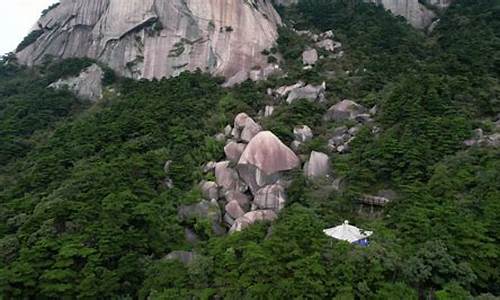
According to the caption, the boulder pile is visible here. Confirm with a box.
[179,113,301,235]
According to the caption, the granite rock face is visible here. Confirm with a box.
[49,64,104,101]
[304,151,330,179]
[17,0,282,85]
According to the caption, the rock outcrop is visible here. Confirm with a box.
[229,210,278,233]
[276,0,453,29]
[49,64,104,101]
[253,184,287,212]
[286,83,326,104]
[324,100,367,122]
[238,131,301,176]
[302,48,318,66]
[304,151,330,179]
[17,0,282,85]
[368,0,437,29]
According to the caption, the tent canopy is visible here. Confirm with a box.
[323,220,372,243]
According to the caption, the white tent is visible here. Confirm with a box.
[323,220,373,243]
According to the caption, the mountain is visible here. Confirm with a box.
[16,0,281,84]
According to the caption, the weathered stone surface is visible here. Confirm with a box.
[238,131,300,175]
[264,105,275,117]
[199,181,219,201]
[286,83,326,104]
[324,100,366,122]
[224,190,251,211]
[275,81,305,98]
[225,200,245,220]
[17,0,282,85]
[237,164,281,194]
[224,125,233,137]
[215,161,242,192]
[224,213,235,226]
[253,184,287,212]
[163,160,172,174]
[240,118,262,143]
[49,64,103,101]
[232,113,262,142]
[178,200,221,223]
[302,48,318,65]
[304,151,330,178]
[234,113,250,129]
[203,161,216,173]
[315,39,342,52]
[164,251,197,265]
[224,142,247,163]
[294,125,313,143]
[229,210,278,233]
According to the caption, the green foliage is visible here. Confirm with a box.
[16,30,44,52]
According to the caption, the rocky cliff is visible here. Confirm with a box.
[16,0,281,84]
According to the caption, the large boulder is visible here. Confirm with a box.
[225,200,246,220]
[225,190,251,211]
[253,184,287,212]
[215,161,244,192]
[229,210,278,233]
[304,151,330,179]
[224,142,247,163]
[286,83,326,104]
[233,113,262,142]
[238,131,300,174]
[241,119,262,143]
[49,64,104,101]
[237,131,300,192]
[302,48,318,65]
[199,181,219,201]
[324,100,366,122]
[237,164,282,194]
[275,81,305,98]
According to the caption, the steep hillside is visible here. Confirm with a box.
[1,0,499,298]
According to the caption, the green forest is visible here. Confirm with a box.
[0,0,499,299]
